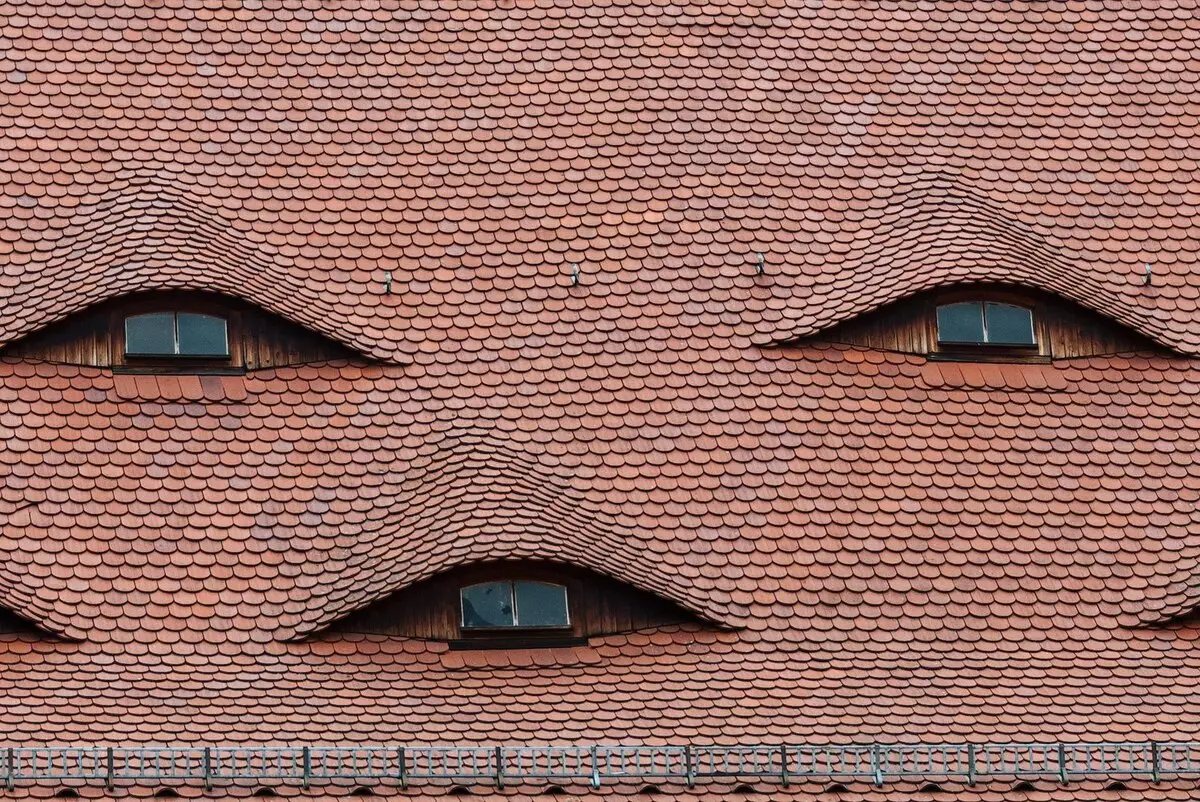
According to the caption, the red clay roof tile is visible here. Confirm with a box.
[0,1,1196,799]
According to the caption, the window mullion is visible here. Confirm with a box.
[509,582,518,627]
[980,303,990,344]
[172,313,182,355]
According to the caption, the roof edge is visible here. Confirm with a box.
[275,430,742,640]
[744,178,1193,355]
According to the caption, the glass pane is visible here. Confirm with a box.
[513,581,569,628]
[125,313,176,355]
[461,582,514,628]
[177,313,229,356]
[984,302,1035,345]
[936,302,985,344]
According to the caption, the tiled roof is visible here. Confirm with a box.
[1,350,1197,745]
[1,0,1200,798]
[2,0,1200,360]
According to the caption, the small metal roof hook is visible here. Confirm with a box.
[383,270,393,295]
[755,252,766,276]
[1143,262,1153,286]
[570,262,581,287]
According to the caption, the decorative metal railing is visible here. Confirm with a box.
[0,743,1196,789]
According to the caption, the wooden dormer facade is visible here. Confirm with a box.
[332,563,699,648]
[815,287,1157,360]
[0,292,354,371]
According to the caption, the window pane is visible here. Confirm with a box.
[177,313,229,356]
[984,302,1035,345]
[936,302,985,344]
[125,313,176,355]
[461,582,514,628]
[513,581,569,628]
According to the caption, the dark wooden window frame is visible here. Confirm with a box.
[450,566,585,649]
[459,579,571,632]
[927,288,1051,363]
[113,296,241,373]
[125,311,229,359]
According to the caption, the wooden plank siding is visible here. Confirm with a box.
[816,288,1155,359]
[336,562,695,642]
[1,292,354,369]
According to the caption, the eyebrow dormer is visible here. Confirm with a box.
[125,311,230,360]
[325,562,703,649]
[936,300,1036,349]
[0,292,355,371]
[816,286,1155,361]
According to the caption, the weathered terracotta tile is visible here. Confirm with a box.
[0,4,1193,798]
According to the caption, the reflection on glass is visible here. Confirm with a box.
[984,303,1035,345]
[125,312,230,357]
[177,313,229,356]
[125,313,177,355]
[460,580,570,629]
[936,302,986,344]
[461,582,514,628]
[513,581,569,627]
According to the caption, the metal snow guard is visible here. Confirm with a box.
[1,743,1197,789]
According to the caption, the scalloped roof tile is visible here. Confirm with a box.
[1,0,1200,798]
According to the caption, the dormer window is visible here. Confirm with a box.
[125,312,229,359]
[325,562,700,648]
[0,291,357,371]
[460,580,570,630]
[936,301,1036,348]
[803,286,1153,361]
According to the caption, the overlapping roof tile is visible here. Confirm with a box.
[0,0,1199,798]
[2,0,1200,358]
[0,345,1197,750]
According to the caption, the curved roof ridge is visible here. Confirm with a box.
[750,177,1185,352]
[279,428,740,640]
[1121,520,1200,628]
[0,176,380,359]
[0,497,84,640]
